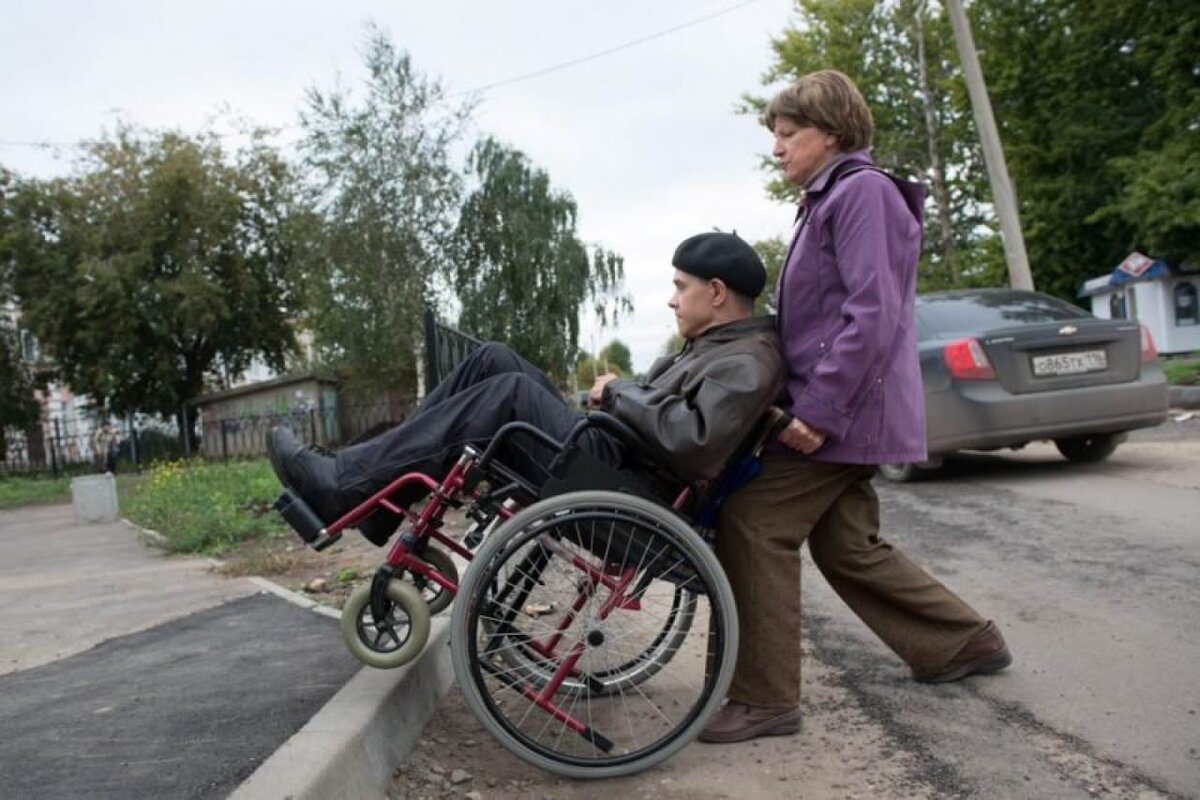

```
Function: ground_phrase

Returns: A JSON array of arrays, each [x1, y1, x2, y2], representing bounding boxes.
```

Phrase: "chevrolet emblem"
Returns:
[[1059, 325, 1078, 335]]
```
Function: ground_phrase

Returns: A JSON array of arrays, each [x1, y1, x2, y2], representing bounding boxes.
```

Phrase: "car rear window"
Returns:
[[917, 293, 1090, 337]]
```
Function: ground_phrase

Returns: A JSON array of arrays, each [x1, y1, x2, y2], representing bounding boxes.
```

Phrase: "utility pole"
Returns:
[[945, 0, 1034, 290]]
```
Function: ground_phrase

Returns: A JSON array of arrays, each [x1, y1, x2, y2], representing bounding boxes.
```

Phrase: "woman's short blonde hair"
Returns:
[[764, 69, 874, 151]]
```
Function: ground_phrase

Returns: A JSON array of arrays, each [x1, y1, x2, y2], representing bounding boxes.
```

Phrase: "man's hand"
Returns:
[[778, 416, 826, 454], [588, 373, 620, 408]]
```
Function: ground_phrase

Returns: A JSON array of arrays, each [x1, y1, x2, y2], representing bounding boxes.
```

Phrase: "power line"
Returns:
[[451, 0, 762, 96], [0, 0, 764, 151]]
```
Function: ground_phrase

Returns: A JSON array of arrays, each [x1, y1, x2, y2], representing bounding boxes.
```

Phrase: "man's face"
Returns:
[[669, 270, 717, 339], [772, 117, 838, 186]]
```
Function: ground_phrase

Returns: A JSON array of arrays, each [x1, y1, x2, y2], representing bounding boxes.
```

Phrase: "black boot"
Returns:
[[267, 427, 345, 524], [268, 427, 400, 546]]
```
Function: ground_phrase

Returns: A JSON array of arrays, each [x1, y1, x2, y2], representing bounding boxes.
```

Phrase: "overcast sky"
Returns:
[[0, 0, 800, 372]]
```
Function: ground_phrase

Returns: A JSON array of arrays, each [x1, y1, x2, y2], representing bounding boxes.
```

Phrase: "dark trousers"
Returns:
[[716, 455, 987, 707], [335, 343, 624, 506]]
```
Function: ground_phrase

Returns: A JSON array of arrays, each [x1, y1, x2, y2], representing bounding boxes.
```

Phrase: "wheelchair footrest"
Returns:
[[273, 490, 342, 551]]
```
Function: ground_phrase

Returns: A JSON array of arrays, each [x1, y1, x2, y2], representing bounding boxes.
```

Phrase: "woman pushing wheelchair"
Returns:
[[698, 69, 1011, 745]]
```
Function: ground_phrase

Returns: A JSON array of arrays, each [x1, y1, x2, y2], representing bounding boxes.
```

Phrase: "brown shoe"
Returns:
[[697, 701, 801, 744], [913, 621, 1012, 684]]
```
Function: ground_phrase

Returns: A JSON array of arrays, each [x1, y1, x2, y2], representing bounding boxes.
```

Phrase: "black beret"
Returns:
[[672, 232, 767, 299]]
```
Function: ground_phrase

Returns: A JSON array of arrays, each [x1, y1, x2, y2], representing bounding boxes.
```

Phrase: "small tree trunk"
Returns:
[[914, 2, 961, 286]]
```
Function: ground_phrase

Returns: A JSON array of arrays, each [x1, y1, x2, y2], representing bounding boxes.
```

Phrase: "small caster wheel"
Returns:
[[341, 578, 431, 669]]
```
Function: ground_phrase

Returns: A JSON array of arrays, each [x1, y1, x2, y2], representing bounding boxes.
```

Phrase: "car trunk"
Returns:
[[977, 319, 1143, 395]]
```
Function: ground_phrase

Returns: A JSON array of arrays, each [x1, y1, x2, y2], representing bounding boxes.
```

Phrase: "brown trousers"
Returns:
[[715, 454, 987, 707]]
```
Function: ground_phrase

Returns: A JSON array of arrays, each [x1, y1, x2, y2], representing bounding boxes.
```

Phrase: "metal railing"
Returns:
[[425, 307, 482, 386]]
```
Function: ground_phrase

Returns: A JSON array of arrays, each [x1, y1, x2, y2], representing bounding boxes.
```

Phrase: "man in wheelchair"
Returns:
[[267, 231, 784, 547]]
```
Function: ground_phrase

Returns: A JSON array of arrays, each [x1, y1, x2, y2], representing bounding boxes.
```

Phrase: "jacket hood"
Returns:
[[806, 150, 925, 227]]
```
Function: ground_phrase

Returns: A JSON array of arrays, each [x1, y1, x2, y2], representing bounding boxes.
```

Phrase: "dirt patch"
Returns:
[[212, 510, 468, 610], [388, 659, 935, 800]]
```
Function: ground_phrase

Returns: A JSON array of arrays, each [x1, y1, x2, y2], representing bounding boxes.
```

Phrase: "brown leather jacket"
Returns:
[[601, 316, 784, 481]]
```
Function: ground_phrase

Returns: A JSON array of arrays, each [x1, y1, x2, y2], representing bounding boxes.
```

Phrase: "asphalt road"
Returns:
[[0, 506, 363, 800], [391, 414, 1200, 800]]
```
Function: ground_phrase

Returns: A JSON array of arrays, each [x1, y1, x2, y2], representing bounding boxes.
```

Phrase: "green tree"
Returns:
[[454, 136, 630, 378], [573, 354, 600, 389], [749, 0, 1003, 290], [1082, 1, 1200, 268], [574, 339, 634, 388], [753, 237, 787, 314], [7, 126, 304, 434], [299, 24, 473, 392], [0, 323, 39, 432], [0, 169, 38, 434], [973, 0, 1199, 298], [598, 339, 633, 376]]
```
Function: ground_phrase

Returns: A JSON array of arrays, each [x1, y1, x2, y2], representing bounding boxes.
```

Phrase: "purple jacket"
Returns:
[[776, 150, 928, 464]]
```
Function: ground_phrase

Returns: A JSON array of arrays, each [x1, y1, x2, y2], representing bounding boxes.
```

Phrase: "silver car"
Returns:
[[880, 289, 1169, 481]]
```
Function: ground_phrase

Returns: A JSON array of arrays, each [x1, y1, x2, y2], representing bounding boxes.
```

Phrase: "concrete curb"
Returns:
[[121, 517, 168, 547], [245, 575, 342, 621], [230, 616, 454, 800], [1168, 385, 1200, 409]]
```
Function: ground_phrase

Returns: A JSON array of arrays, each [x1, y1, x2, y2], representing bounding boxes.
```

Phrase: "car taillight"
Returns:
[[1139, 325, 1158, 362], [943, 337, 996, 380]]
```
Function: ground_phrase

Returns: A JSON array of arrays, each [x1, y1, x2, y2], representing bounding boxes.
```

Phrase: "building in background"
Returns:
[[1079, 252, 1200, 356]]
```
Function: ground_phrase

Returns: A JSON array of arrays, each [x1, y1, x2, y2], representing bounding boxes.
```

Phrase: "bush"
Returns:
[[1163, 358, 1200, 386], [121, 458, 285, 553]]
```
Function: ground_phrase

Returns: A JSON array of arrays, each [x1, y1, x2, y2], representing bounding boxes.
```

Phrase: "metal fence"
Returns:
[[198, 399, 417, 462], [0, 415, 184, 478], [0, 397, 422, 477]]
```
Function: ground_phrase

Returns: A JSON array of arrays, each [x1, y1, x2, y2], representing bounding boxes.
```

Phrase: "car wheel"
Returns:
[[1054, 433, 1123, 463], [878, 458, 943, 483]]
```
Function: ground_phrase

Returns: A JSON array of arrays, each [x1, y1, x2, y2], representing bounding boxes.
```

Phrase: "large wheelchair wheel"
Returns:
[[450, 490, 737, 779]]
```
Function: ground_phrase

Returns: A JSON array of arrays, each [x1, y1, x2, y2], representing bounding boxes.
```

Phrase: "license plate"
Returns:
[[1031, 350, 1107, 377]]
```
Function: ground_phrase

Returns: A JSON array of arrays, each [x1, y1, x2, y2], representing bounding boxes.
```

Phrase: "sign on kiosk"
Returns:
[[1117, 252, 1153, 278]]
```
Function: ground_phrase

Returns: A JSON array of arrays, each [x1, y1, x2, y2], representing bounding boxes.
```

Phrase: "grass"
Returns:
[[1163, 357, 1200, 386], [0, 475, 73, 508], [121, 458, 286, 554]]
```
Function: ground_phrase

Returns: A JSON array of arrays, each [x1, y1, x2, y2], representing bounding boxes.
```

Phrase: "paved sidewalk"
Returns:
[[0, 504, 364, 799]]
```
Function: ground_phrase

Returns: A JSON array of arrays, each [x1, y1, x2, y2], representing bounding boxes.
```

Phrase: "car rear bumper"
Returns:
[[926, 375, 1169, 454]]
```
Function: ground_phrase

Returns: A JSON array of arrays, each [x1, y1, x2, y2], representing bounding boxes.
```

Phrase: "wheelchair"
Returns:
[[272, 409, 784, 779]]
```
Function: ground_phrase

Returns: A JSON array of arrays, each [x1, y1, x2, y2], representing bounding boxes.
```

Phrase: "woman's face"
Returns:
[[772, 118, 839, 186]]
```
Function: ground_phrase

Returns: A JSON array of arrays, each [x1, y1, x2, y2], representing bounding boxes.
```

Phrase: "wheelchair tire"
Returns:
[[451, 490, 738, 779], [341, 578, 431, 669], [408, 545, 458, 615]]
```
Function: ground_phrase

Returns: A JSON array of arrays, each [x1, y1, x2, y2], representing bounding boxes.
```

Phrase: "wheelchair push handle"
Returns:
[[750, 406, 792, 457]]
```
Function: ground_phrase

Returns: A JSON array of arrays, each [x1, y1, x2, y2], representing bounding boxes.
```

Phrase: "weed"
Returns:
[[121, 458, 285, 554]]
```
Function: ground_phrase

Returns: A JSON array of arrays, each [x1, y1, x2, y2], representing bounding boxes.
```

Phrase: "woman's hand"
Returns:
[[778, 416, 826, 454]]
